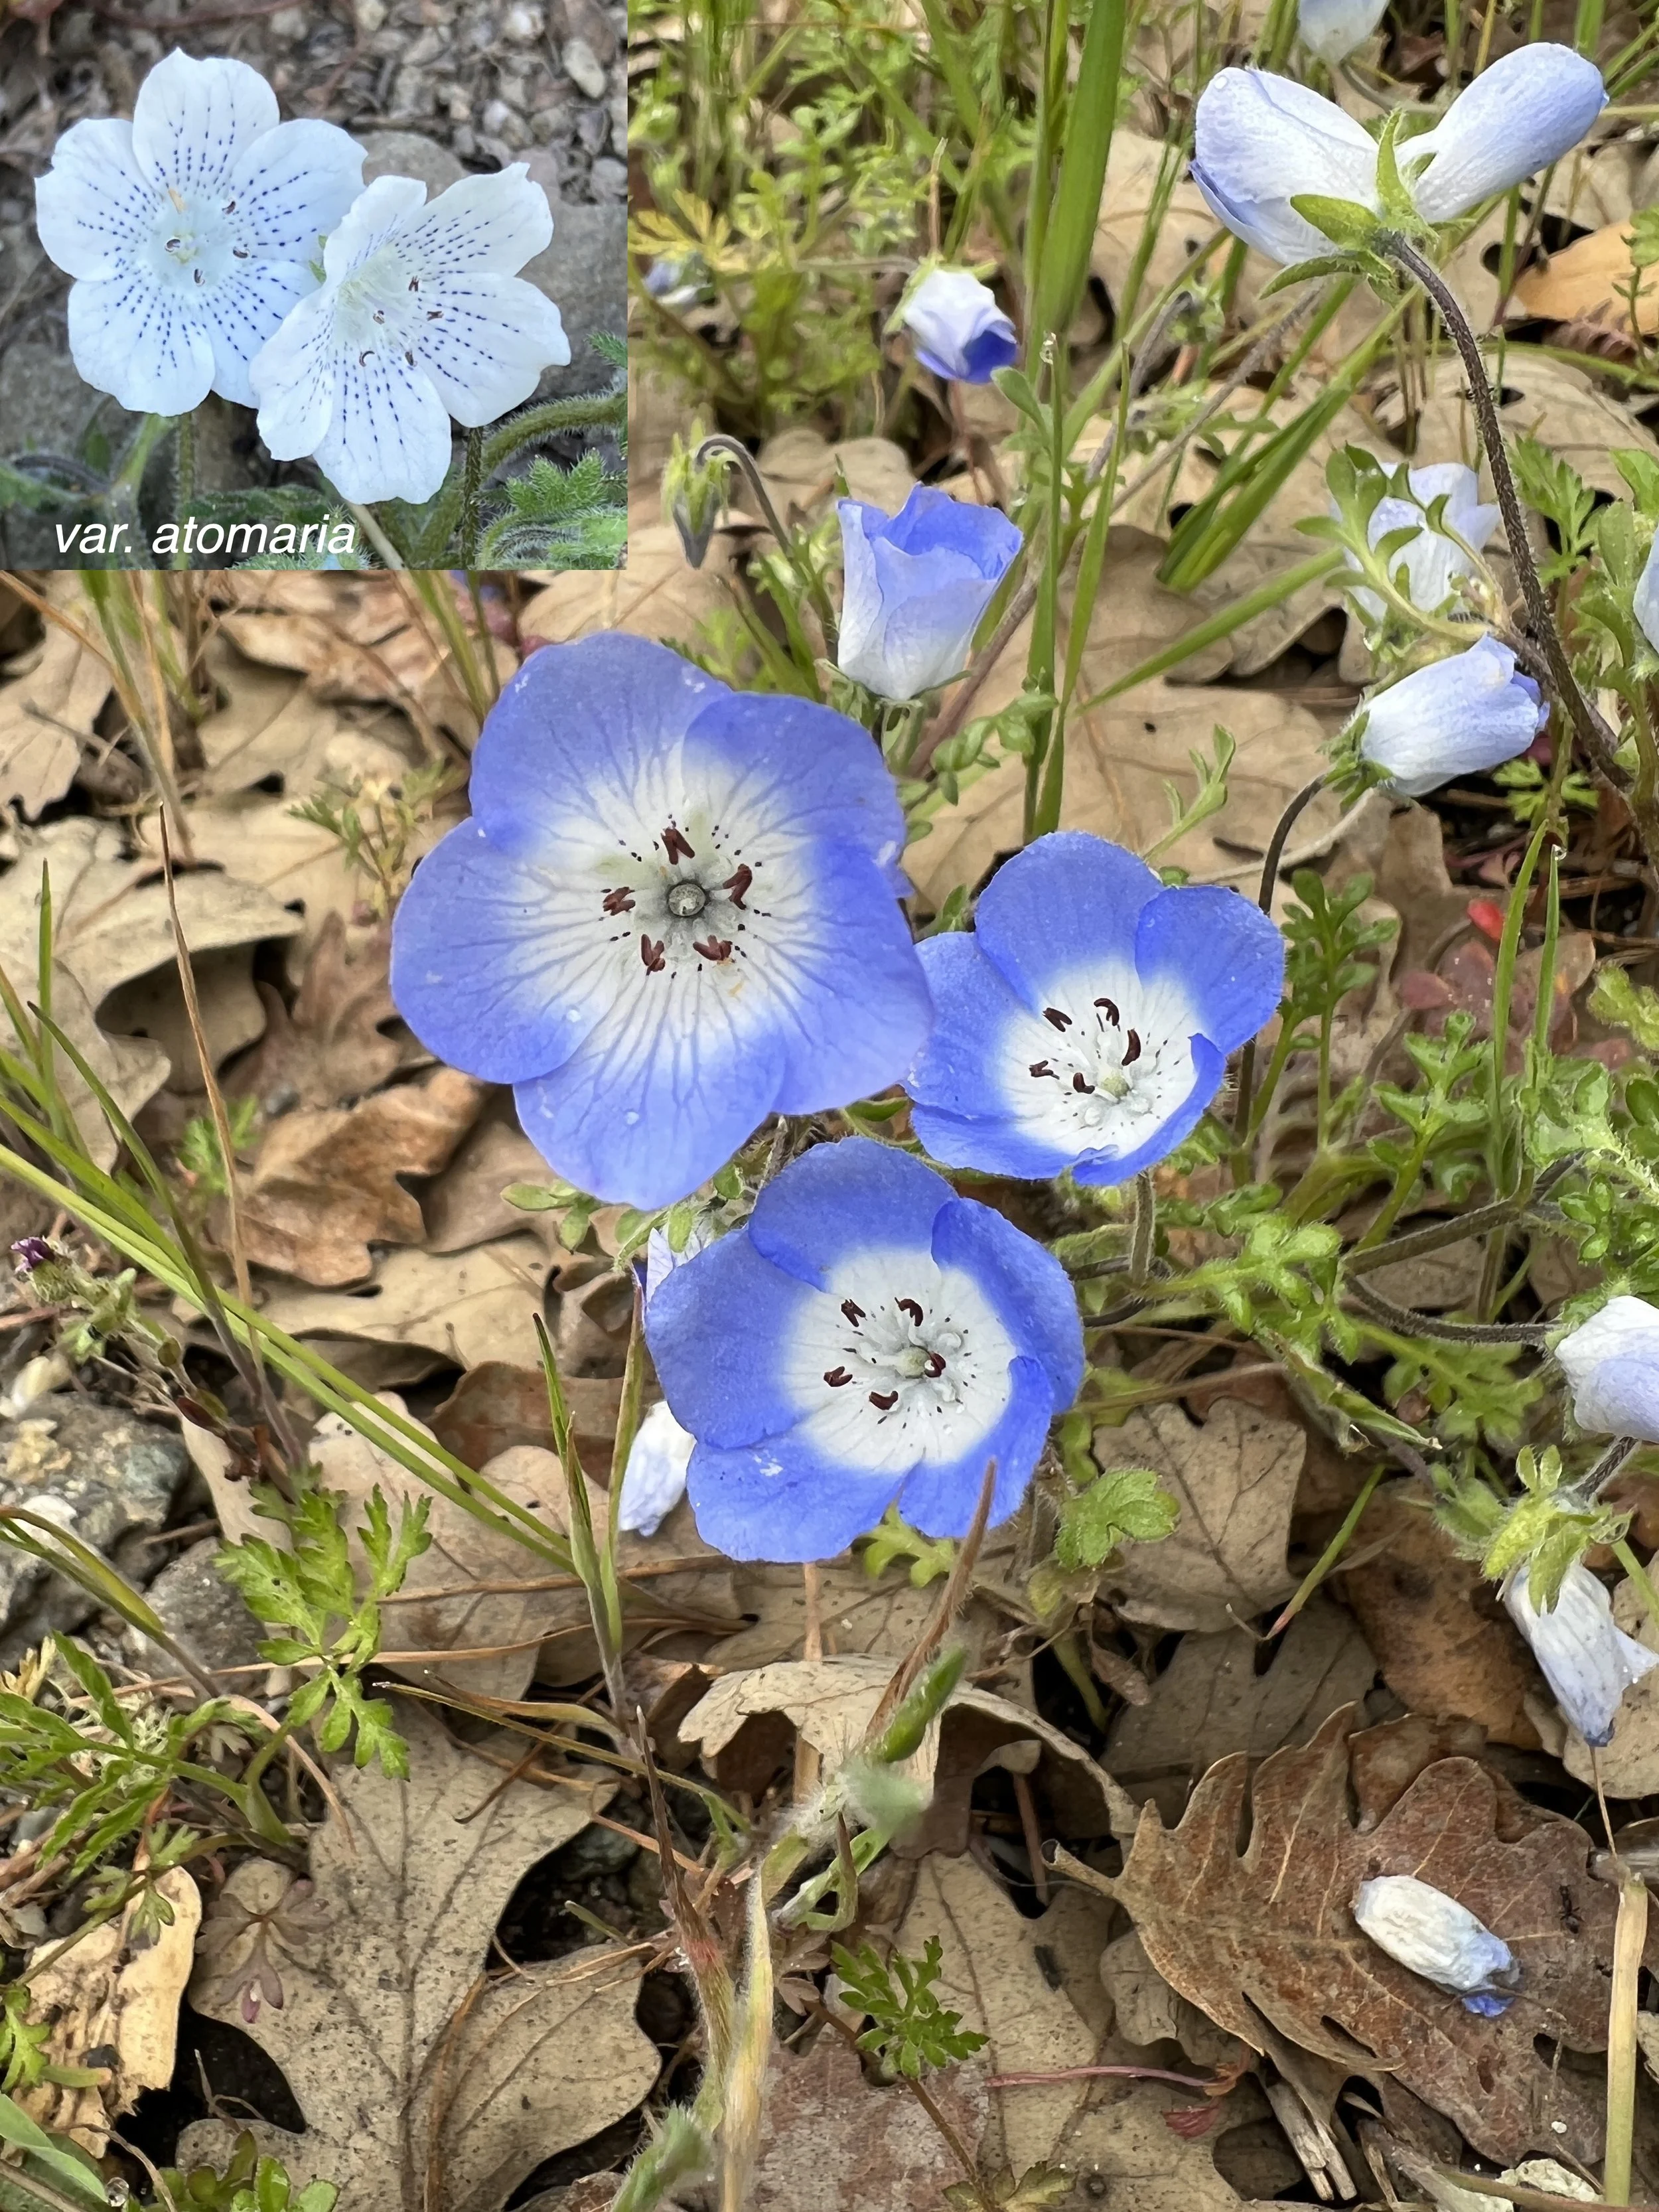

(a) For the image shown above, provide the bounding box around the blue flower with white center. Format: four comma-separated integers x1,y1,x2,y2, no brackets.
837,486,1021,703
1343,459,1498,623
646,1140,1084,1561
1352,1876,1520,2016
1504,1559,1659,1748
1297,0,1388,64
1357,636,1546,798
33,50,364,414
902,832,1285,1186
1556,1294,1659,1441
389,634,934,1211
1191,47,1606,268
249,167,570,505
901,268,1019,385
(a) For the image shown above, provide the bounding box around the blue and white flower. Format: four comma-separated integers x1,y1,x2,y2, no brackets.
646,1140,1084,1561
902,832,1285,1185
1298,0,1389,64
1357,635,1546,797
1555,1295,1659,1442
618,1400,696,1538
250,167,569,504
1352,1876,1520,2017
901,268,1019,384
33,50,364,414
390,634,933,1211
1345,460,1498,623
837,486,1021,701
1505,1558,1659,1747
1192,46,1607,267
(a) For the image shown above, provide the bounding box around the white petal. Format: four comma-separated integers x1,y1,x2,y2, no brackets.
1298,0,1388,62
34,119,153,281
207,259,319,408
401,165,553,275
1352,1875,1514,1994
1555,1293,1659,1438
66,271,214,413
323,174,430,280
130,50,279,198
250,287,338,458
1405,46,1607,223
1507,1559,1659,1746
618,1400,694,1538
311,352,455,503
226,117,365,261
1636,533,1659,656
417,272,569,425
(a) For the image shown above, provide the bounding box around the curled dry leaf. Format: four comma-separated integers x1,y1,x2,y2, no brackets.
519,496,733,648
0,593,110,819
221,913,406,1118
1373,347,1659,500
179,1704,656,2212
255,1234,555,1379
20,1866,200,2154
746,2031,987,2212
1110,1706,1628,2164
1512,222,1659,338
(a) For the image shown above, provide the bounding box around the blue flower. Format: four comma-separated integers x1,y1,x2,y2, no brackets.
901,268,1019,384
1556,1295,1659,1441
902,832,1285,1185
1358,636,1546,797
1192,48,1606,267
1298,0,1388,63
646,1139,1084,1561
837,486,1021,702
1352,1876,1519,2016
390,634,934,1210
1505,1560,1659,1748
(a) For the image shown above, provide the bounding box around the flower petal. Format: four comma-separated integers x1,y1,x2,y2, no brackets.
974,830,1162,1011
34,119,152,281
1636,532,1659,656
417,271,570,427
1070,1037,1222,1185
931,1194,1084,1408
1298,0,1388,64
685,1438,904,1562
1133,884,1286,1053
1405,46,1607,223
322,173,430,279
66,271,214,413
618,1400,695,1537
130,50,279,198
747,1140,954,1288
309,351,455,503
648,1228,815,1450
227,115,365,260
402,165,554,274
894,1355,1060,1538
1555,1293,1659,1439
1359,636,1545,797
207,259,319,408
249,286,337,459
1506,1560,1659,1746
1191,68,1381,265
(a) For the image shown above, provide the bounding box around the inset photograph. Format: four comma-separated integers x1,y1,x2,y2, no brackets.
0,1,625,569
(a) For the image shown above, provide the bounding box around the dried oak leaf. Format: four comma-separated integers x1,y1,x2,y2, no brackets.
1110,1705,1627,2164
178,1704,656,2212
222,912,405,1116
1512,222,1659,338
256,1234,555,1377
747,2031,987,2212
0,600,110,819
225,1065,487,1286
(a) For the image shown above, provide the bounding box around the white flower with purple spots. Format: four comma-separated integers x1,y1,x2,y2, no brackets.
33,50,364,414
250,166,570,504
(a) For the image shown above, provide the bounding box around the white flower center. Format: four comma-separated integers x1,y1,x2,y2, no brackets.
597,815,764,981
1001,969,1199,1159
334,246,435,371
145,189,246,295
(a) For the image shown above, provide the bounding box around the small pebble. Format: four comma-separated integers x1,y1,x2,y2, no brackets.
269,4,307,33
482,96,515,135
354,0,388,28
504,2,543,37
562,35,609,100
590,155,626,200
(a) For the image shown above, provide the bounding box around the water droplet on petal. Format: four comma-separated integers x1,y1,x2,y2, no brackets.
624,1110,640,1126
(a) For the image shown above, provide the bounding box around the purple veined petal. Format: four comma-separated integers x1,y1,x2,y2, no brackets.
66,269,216,414
416,271,570,426
399,165,555,275
1358,635,1547,797
129,50,281,198
1191,68,1381,265
1404,46,1607,223
224,115,366,262
1555,1293,1659,1440
321,174,431,281
308,348,456,504
33,118,153,282
1506,1559,1659,1746
205,258,319,409
250,285,338,460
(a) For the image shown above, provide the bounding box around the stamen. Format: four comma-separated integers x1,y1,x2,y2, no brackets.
602,887,635,915
234,247,250,259
662,825,695,864
408,276,420,290
404,349,415,364
1071,1073,1094,1093
194,269,206,285
1029,1060,1055,1079
1123,1029,1143,1065
924,1352,946,1378
824,1366,852,1387
692,936,733,963
358,348,374,362
1044,1007,1072,1031
841,1299,865,1326
222,198,238,214
373,308,386,323
723,865,753,907
869,1390,899,1411
1095,996,1119,1025
640,936,666,974
427,309,444,319
165,236,182,251
896,1297,924,1326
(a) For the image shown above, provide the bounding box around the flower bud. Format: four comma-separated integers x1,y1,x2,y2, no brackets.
1297,0,1388,62
837,486,1021,701
1505,1558,1659,1747
900,268,1018,385
1352,1874,1518,2013
1357,635,1546,797
662,428,732,571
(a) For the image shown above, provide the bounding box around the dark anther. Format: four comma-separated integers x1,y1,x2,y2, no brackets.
924,1351,946,1378
662,824,696,864
165,237,182,250
841,1298,865,1326
427,308,444,319
405,349,415,364
1071,1073,1094,1093
1044,1007,1072,1031
194,268,205,284
1029,1060,1054,1079
640,936,666,974
373,308,386,323
723,864,753,907
896,1297,924,1326
1123,1029,1143,1065
408,276,420,289
868,1389,899,1411
358,348,374,362
824,1366,852,1388
602,887,636,916
233,246,250,258
692,936,733,963
222,198,237,213
1094,996,1119,1024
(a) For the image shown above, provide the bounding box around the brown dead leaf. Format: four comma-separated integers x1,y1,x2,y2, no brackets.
226,1067,487,1286
1337,1484,1540,1749
1106,1594,1377,1818
747,2033,987,2212
1112,1706,1616,2164
179,1705,656,2211
1374,348,1659,499
255,1235,554,1377
757,428,916,522
427,1362,621,1471
703,1556,971,1674
21,1866,200,2154
1094,1396,1304,1633
1512,222,1659,338
423,1104,558,1255
0,602,110,818
1100,1927,1250,2071
519,498,733,649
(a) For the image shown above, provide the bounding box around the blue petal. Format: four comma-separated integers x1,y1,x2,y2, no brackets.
684,687,912,864
514,967,788,1207
1070,1037,1224,1185
908,932,1033,1121
685,1436,903,1562
974,832,1161,1010
1406,45,1607,224
958,323,1020,382
895,1355,1058,1536
932,1196,1084,1407
1461,1992,1514,2018
747,1138,954,1288
646,1226,812,1449
1133,885,1286,1053
879,487,1021,575
911,1102,1086,1182
390,819,604,1083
